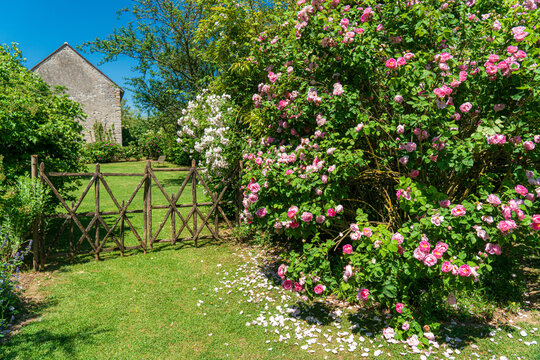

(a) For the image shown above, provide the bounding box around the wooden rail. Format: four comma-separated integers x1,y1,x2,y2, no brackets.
31,157,240,270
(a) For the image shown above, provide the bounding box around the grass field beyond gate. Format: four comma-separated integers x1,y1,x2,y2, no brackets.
43,161,215,264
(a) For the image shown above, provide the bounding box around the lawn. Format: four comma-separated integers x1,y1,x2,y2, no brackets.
2,162,539,359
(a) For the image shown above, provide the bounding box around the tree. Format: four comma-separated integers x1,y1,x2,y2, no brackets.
82,0,279,125
0,44,85,186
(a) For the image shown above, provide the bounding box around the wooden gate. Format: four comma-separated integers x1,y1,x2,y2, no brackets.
31,156,238,270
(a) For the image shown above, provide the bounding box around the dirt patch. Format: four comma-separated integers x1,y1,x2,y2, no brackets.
5,271,56,338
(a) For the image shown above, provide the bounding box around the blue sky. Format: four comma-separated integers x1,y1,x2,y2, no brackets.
0,1,138,107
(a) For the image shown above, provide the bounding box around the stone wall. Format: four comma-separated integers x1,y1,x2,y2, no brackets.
32,44,123,144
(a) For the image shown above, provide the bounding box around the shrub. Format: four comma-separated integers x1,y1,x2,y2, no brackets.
235,0,539,344
81,140,123,164
139,133,164,160
0,232,30,338
0,175,50,260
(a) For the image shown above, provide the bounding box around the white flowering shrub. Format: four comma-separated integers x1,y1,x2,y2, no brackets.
177,90,236,174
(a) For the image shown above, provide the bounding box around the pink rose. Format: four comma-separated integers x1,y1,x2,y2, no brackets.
419,240,431,253
343,265,353,281
515,185,528,196
402,321,410,331
321,175,328,183
394,95,404,103
487,194,501,205
248,182,261,193
451,205,466,216
441,261,453,273
392,232,404,244
316,215,325,223
358,288,370,300
255,207,267,217
395,302,405,313
282,279,293,290
459,102,472,113
327,208,336,217
458,264,472,277
524,141,535,151
287,206,299,219
414,247,427,261
362,227,372,237
435,242,448,253
385,58,397,69
277,264,288,279
397,124,405,134
396,57,406,66
343,244,353,254
439,199,451,208
423,254,438,267
294,282,303,292
314,284,326,294
333,82,344,96
301,211,313,222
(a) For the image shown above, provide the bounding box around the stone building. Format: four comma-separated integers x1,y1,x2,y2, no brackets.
32,43,123,144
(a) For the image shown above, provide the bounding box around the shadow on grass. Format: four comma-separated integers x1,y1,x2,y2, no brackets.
1,325,109,359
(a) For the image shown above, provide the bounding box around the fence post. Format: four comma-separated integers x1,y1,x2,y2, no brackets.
192,159,198,247
171,193,176,245
31,155,40,271
143,160,150,253
94,164,100,261
148,161,153,249
120,200,125,257
69,201,75,261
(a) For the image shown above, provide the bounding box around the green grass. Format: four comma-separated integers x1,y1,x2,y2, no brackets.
2,162,539,359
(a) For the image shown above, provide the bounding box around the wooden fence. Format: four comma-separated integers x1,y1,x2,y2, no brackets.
31,156,239,270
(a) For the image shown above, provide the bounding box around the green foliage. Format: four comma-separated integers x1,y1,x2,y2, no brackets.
0,175,49,260
139,133,163,160
81,140,123,164
0,44,85,196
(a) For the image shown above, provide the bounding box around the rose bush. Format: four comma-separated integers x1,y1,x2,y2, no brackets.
232,0,539,346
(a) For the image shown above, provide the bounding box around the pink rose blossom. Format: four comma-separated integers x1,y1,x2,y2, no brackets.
451,205,467,216
294,282,303,292
392,232,404,244
524,141,535,151
248,182,261,193
441,261,453,273
423,254,438,267
419,240,431,253
282,279,293,290
358,288,370,300
314,284,326,294
439,199,451,208
301,211,313,222
487,194,501,205
414,247,427,261
255,207,267,217
287,206,299,219
458,264,472,277
343,244,353,254
402,321,410,331
327,208,336,217
515,185,528,196
396,57,406,66
395,303,405,313
316,215,325,223
397,124,405,134
385,58,397,69
278,264,288,279
321,175,328,183
459,102,473,113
